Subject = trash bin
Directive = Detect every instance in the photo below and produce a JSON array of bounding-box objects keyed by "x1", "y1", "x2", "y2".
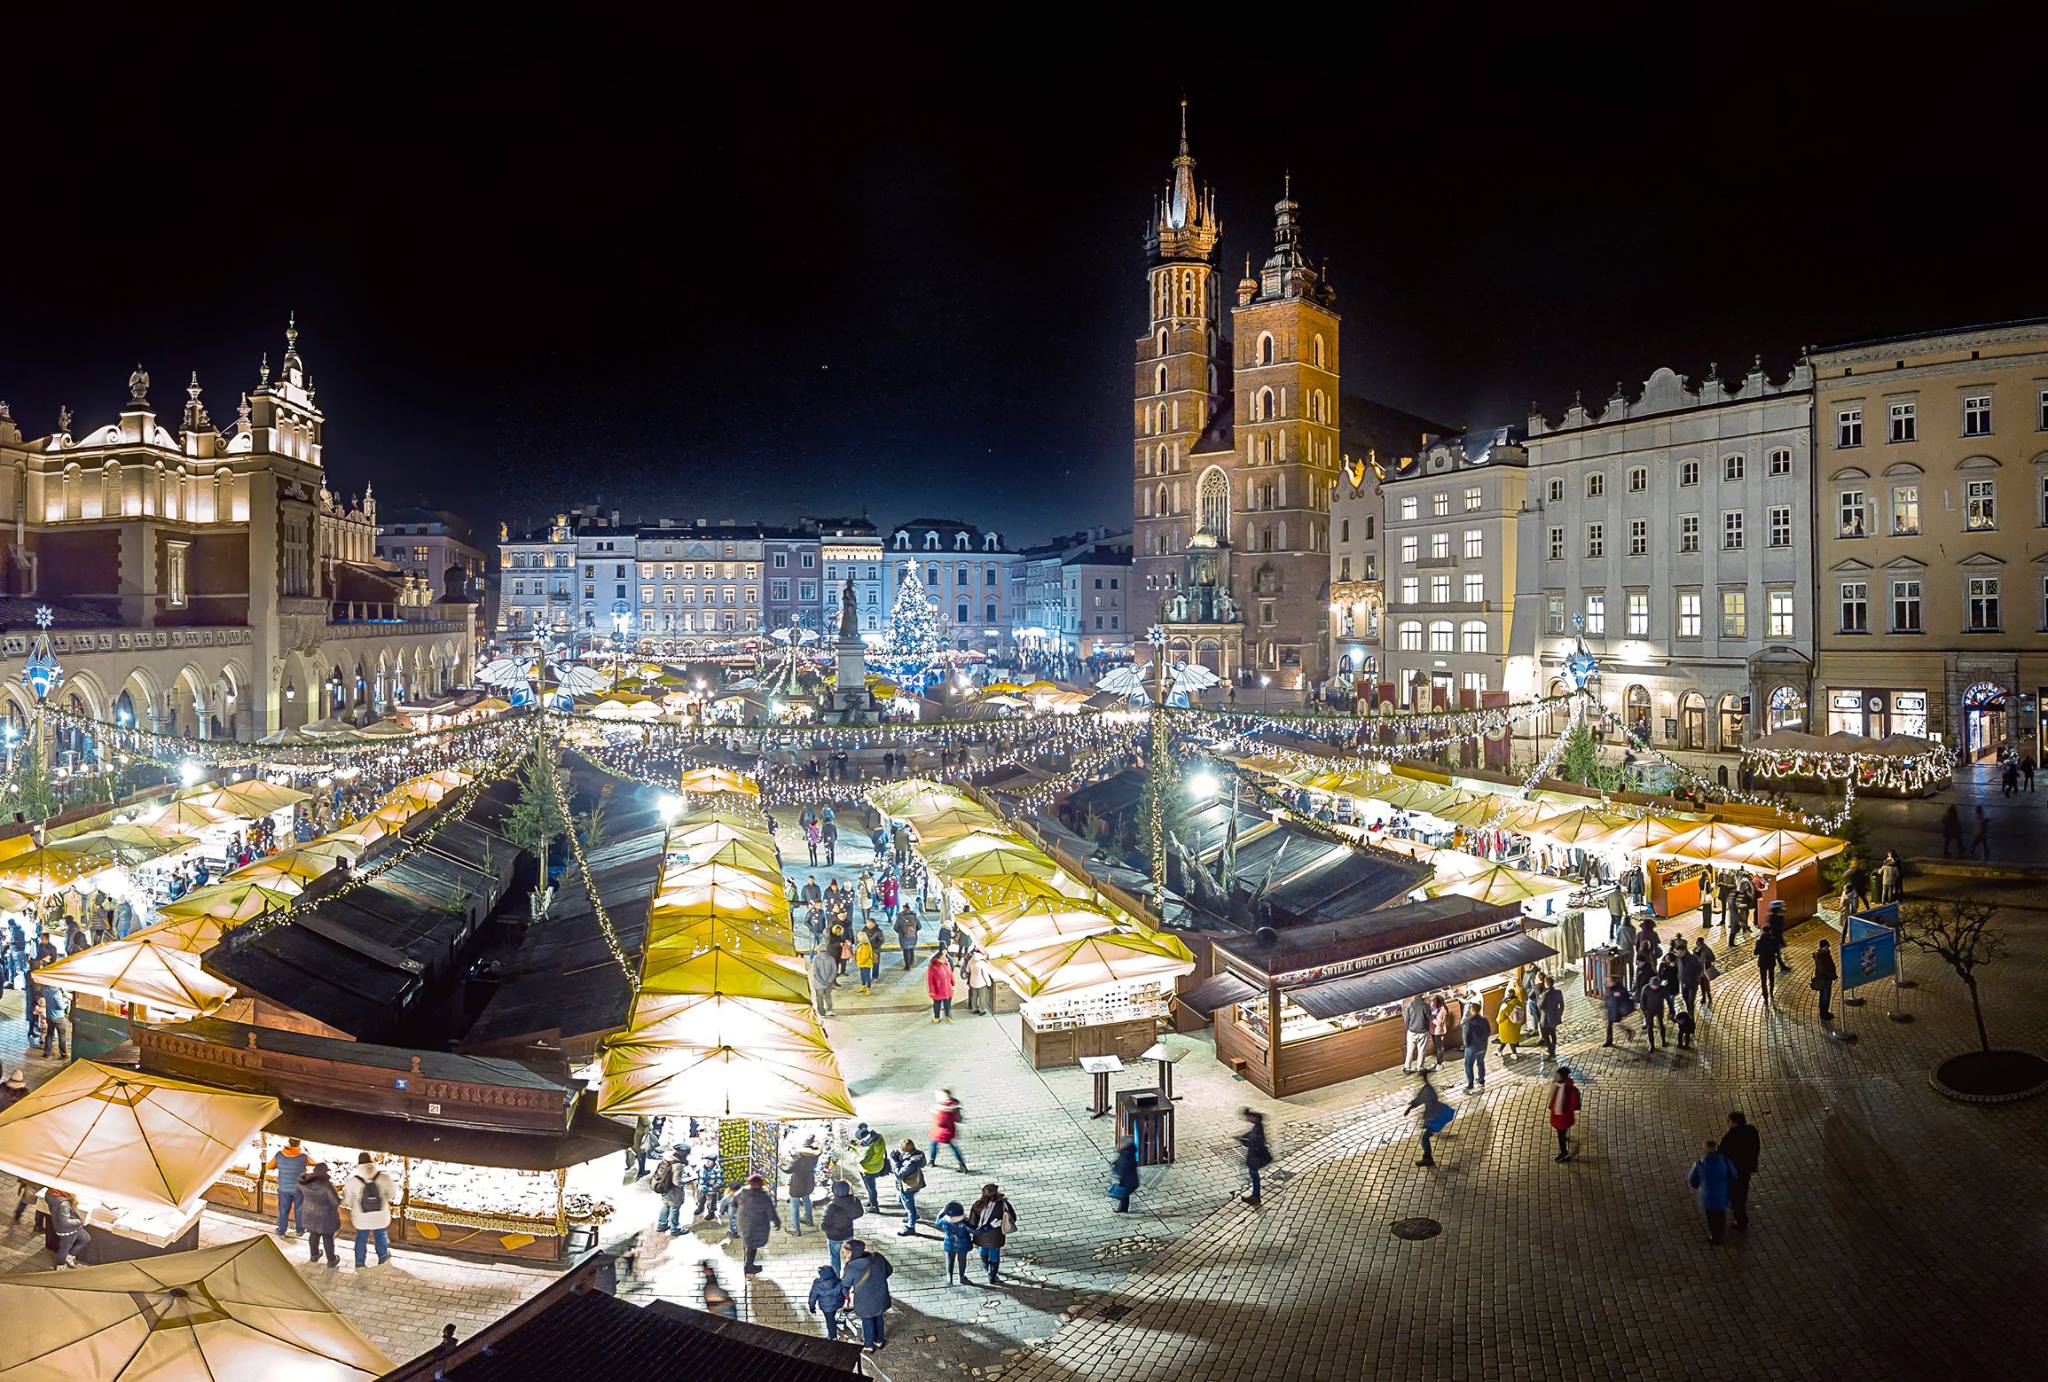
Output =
[{"x1": 1115, "y1": 1088, "x2": 1175, "y2": 1166}]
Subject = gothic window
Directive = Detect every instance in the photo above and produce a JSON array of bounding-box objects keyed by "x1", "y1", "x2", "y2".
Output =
[
  {"x1": 1180, "y1": 271, "x2": 1196, "y2": 316},
  {"x1": 1311, "y1": 334, "x2": 1326, "y2": 369},
  {"x1": 1157, "y1": 329, "x2": 1168, "y2": 356},
  {"x1": 1257, "y1": 387, "x2": 1275, "y2": 421},
  {"x1": 1156, "y1": 483, "x2": 1169, "y2": 517},
  {"x1": 1258, "y1": 333, "x2": 1275, "y2": 366},
  {"x1": 1154, "y1": 403, "x2": 1166, "y2": 433},
  {"x1": 1156, "y1": 444, "x2": 1168, "y2": 473},
  {"x1": 1157, "y1": 366, "x2": 1168, "y2": 394}
]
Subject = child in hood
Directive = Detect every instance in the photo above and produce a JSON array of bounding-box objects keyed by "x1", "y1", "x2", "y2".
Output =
[
  {"x1": 937, "y1": 1200, "x2": 973, "y2": 1284},
  {"x1": 807, "y1": 1263, "x2": 845, "y2": 1338}
]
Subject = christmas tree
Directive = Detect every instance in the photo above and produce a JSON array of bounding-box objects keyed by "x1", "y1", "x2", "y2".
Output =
[{"x1": 885, "y1": 562, "x2": 945, "y2": 660}]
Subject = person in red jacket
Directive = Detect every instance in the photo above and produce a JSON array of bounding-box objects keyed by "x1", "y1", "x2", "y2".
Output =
[
  {"x1": 1549, "y1": 1066, "x2": 1581, "y2": 1163},
  {"x1": 927, "y1": 1089, "x2": 967, "y2": 1171},
  {"x1": 926, "y1": 954, "x2": 957, "y2": 1023}
]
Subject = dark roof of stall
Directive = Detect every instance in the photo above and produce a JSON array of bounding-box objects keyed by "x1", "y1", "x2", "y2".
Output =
[{"x1": 1214, "y1": 895, "x2": 1523, "y2": 977}]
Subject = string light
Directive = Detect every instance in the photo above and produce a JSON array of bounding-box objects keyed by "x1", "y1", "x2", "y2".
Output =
[{"x1": 534, "y1": 715, "x2": 641, "y2": 994}]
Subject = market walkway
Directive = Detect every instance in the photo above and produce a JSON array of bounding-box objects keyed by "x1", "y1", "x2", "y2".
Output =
[{"x1": 2, "y1": 837, "x2": 2045, "y2": 1375}]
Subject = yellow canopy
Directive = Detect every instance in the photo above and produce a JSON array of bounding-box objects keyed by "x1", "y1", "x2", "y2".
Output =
[
  {"x1": 228, "y1": 847, "x2": 344, "y2": 887},
  {"x1": 954, "y1": 871, "x2": 1094, "y2": 909},
  {"x1": 0, "y1": 1062, "x2": 281, "y2": 1218},
  {"x1": 1525, "y1": 805, "x2": 1633, "y2": 846},
  {"x1": 962, "y1": 896, "x2": 1125, "y2": 957},
  {"x1": 871, "y1": 779, "x2": 982, "y2": 819},
  {"x1": 687, "y1": 838, "x2": 785, "y2": 875},
  {"x1": 1365, "y1": 778, "x2": 1458, "y2": 812},
  {"x1": 657, "y1": 861, "x2": 784, "y2": 900},
  {"x1": 991, "y1": 929, "x2": 1196, "y2": 1000},
  {"x1": 923, "y1": 829, "x2": 1043, "y2": 870},
  {"x1": 934, "y1": 847, "x2": 1062, "y2": 883},
  {"x1": 325, "y1": 815, "x2": 390, "y2": 849},
  {"x1": 126, "y1": 913, "x2": 231, "y2": 955},
  {"x1": 648, "y1": 912, "x2": 795, "y2": 956},
  {"x1": 1423, "y1": 861, "x2": 1577, "y2": 908},
  {"x1": 1645, "y1": 820, "x2": 1768, "y2": 865},
  {"x1": 0, "y1": 846, "x2": 119, "y2": 888},
  {"x1": 640, "y1": 942, "x2": 811, "y2": 1002},
  {"x1": 598, "y1": 1033, "x2": 855, "y2": 1120},
  {"x1": 143, "y1": 799, "x2": 238, "y2": 832},
  {"x1": 158, "y1": 880, "x2": 299, "y2": 923},
  {"x1": 87, "y1": 823, "x2": 201, "y2": 854},
  {"x1": 669, "y1": 820, "x2": 776, "y2": 855},
  {"x1": 673, "y1": 805, "x2": 773, "y2": 835},
  {"x1": 651, "y1": 891, "x2": 789, "y2": 930},
  {"x1": 1710, "y1": 827, "x2": 1849, "y2": 876},
  {"x1": 1426, "y1": 794, "x2": 1512, "y2": 828},
  {"x1": 0, "y1": 1234, "x2": 391, "y2": 1380},
  {"x1": 905, "y1": 807, "x2": 1002, "y2": 844},
  {"x1": 614, "y1": 990, "x2": 824, "y2": 1047},
  {"x1": 203, "y1": 779, "x2": 312, "y2": 817},
  {"x1": 1583, "y1": 815, "x2": 1700, "y2": 854},
  {"x1": 676, "y1": 767, "x2": 759, "y2": 796},
  {"x1": 31, "y1": 939, "x2": 236, "y2": 1017},
  {"x1": 0, "y1": 883, "x2": 39, "y2": 914}
]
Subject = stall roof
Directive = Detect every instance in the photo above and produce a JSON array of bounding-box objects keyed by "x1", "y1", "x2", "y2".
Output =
[
  {"x1": 1177, "y1": 969, "x2": 1260, "y2": 1017},
  {"x1": 269, "y1": 1093, "x2": 629, "y2": 1171},
  {"x1": 1217, "y1": 896, "x2": 1523, "y2": 976},
  {"x1": 1286, "y1": 931, "x2": 1559, "y2": 1020},
  {"x1": 156, "y1": 1018, "x2": 574, "y2": 1093}
]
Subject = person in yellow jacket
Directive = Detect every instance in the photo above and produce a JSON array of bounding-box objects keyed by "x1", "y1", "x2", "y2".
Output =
[
  {"x1": 855, "y1": 936, "x2": 879, "y2": 993},
  {"x1": 1494, "y1": 986, "x2": 1526, "y2": 1061}
]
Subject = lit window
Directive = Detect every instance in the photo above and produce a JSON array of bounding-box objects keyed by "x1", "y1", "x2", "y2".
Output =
[
  {"x1": 1966, "y1": 479, "x2": 1996, "y2": 530},
  {"x1": 1583, "y1": 594, "x2": 1605, "y2": 635},
  {"x1": 1545, "y1": 594, "x2": 1565, "y2": 633},
  {"x1": 1768, "y1": 589, "x2": 1794, "y2": 638},
  {"x1": 1463, "y1": 573, "x2": 1484, "y2": 602},
  {"x1": 1677, "y1": 591, "x2": 1701, "y2": 638},
  {"x1": 1891, "y1": 485, "x2": 1920, "y2": 535},
  {"x1": 1721, "y1": 590, "x2": 1747, "y2": 638},
  {"x1": 1430, "y1": 575, "x2": 1450, "y2": 603},
  {"x1": 1397, "y1": 620, "x2": 1422, "y2": 651},
  {"x1": 1399, "y1": 576, "x2": 1419, "y2": 604},
  {"x1": 1400, "y1": 495, "x2": 1418, "y2": 520},
  {"x1": 1460, "y1": 620, "x2": 1487, "y2": 653},
  {"x1": 1464, "y1": 529, "x2": 1484, "y2": 559},
  {"x1": 1400, "y1": 536, "x2": 1418, "y2": 564},
  {"x1": 1431, "y1": 492, "x2": 1450, "y2": 517},
  {"x1": 1626, "y1": 591, "x2": 1648, "y2": 635},
  {"x1": 1428, "y1": 620, "x2": 1455, "y2": 652},
  {"x1": 1464, "y1": 486, "x2": 1483, "y2": 511},
  {"x1": 1430, "y1": 532, "x2": 1450, "y2": 560}
]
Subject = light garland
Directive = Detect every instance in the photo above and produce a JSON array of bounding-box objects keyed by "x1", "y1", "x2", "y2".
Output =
[
  {"x1": 534, "y1": 716, "x2": 641, "y2": 995},
  {"x1": 1588, "y1": 704, "x2": 1856, "y2": 834},
  {"x1": 1745, "y1": 745, "x2": 1949, "y2": 795}
]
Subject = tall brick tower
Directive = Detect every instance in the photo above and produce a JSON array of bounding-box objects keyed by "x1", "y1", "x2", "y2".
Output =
[
  {"x1": 1228, "y1": 181, "x2": 1340, "y2": 689},
  {"x1": 1132, "y1": 101, "x2": 1221, "y2": 638}
]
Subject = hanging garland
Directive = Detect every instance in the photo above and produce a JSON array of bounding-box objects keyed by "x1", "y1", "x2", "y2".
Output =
[{"x1": 535, "y1": 717, "x2": 642, "y2": 995}]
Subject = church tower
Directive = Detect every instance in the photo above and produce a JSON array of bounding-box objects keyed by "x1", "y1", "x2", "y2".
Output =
[
  {"x1": 1132, "y1": 101, "x2": 1221, "y2": 636},
  {"x1": 1228, "y1": 182, "x2": 1341, "y2": 689}
]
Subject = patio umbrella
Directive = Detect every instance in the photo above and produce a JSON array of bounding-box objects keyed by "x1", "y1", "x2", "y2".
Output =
[
  {"x1": 935, "y1": 847, "x2": 1062, "y2": 884},
  {"x1": 0, "y1": 845, "x2": 117, "y2": 889},
  {"x1": 1646, "y1": 820, "x2": 1767, "y2": 865},
  {"x1": 1526, "y1": 805, "x2": 1632, "y2": 846},
  {"x1": 963, "y1": 896, "x2": 1124, "y2": 957},
  {"x1": 903, "y1": 807, "x2": 1001, "y2": 845},
  {"x1": 924, "y1": 829, "x2": 1043, "y2": 871},
  {"x1": 204, "y1": 779, "x2": 313, "y2": 816},
  {"x1": 598, "y1": 1032, "x2": 855, "y2": 1120},
  {"x1": 1711, "y1": 827, "x2": 1848, "y2": 876},
  {"x1": 639, "y1": 942, "x2": 811, "y2": 1002},
  {"x1": 1584, "y1": 815, "x2": 1699, "y2": 854},
  {"x1": 31, "y1": 938, "x2": 237, "y2": 1018},
  {"x1": 1425, "y1": 794, "x2": 1511, "y2": 829},
  {"x1": 158, "y1": 881, "x2": 299, "y2": 924},
  {"x1": 989, "y1": 929, "x2": 1196, "y2": 1001},
  {"x1": 1369, "y1": 778, "x2": 1462, "y2": 813},
  {"x1": 0, "y1": 1234, "x2": 391, "y2": 1380},
  {"x1": 144, "y1": 799, "x2": 237, "y2": 832},
  {"x1": 1423, "y1": 861, "x2": 1577, "y2": 908},
  {"x1": 126, "y1": 913, "x2": 231, "y2": 954},
  {"x1": 676, "y1": 767, "x2": 758, "y2": 796},
  {"x1": 0, "y1": 1062, "x2": 280, "y2": 1218},
  {"x1": 870, "y1": 780, "x2": 982, "y2": 819},
  {"x1": 954, "y1": 871, "x2": 1094, "y2": 909},
  {"x1": 685, "y1": 838, "x2": 783, "y2": 875},
  {"x1": 85, "y1": 823, "x2": 199, "y2": 855}
]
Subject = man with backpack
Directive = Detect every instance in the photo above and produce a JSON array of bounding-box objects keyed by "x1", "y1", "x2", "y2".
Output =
[
  {"x1": 854, "y1": 1124, "x2": 890, "y2": 1213},
  {"x1": 652, "y1": 1145, "x2": 690, "y2": 1234},
  {"x1": 343, "y1": 1153, "x2": 397, "y2": 1268}
]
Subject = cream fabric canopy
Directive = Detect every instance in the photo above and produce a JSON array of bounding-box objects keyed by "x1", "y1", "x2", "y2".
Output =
[
  {"x1": 0, "y1": 1062, "x2": 280, "y2": 1218},
  {"x1": 0, "y1": 1234, "x2": 392, "y2": 1381}
]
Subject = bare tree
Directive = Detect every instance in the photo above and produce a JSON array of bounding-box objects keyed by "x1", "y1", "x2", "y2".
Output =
[{"x1": 1900, "y1": 897, "x2": 2004, "y2": 1055}]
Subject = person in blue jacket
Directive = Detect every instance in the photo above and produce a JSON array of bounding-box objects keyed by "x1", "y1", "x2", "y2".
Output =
[
  {"x1": 1108, "y1": 1137, "x2": 1139, "y2": 1213},
  {"x1": 806, "y1": 1263, "x2": 844, "y2": 1339},
  {"x1": 1688, "y1": 1138, "x2": 1737, "y2": 1245},
  {"x1": 936, "y1": 1200, "x2": 973, "y2": 1284}
]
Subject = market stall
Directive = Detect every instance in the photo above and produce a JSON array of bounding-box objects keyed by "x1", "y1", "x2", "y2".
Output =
[{"x1": 993, "y1": 930, "x2": 1196, "y2": 1068}]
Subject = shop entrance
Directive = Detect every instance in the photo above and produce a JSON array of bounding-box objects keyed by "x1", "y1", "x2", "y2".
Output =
[
  {"x1": 1679, "y1": 692, "x2": 1707, "y2": 750},
  {"x1": 1624, "y1": 685, "x2": 1651, "y2": 742},
  {"x1": 1963, "y1": 681, "x2": 2009, "y2": 760}
]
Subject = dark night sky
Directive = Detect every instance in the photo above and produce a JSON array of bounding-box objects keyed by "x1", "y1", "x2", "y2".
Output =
[{"x1": 2, "y1": 10, "x2": 2034, "y2": 548}]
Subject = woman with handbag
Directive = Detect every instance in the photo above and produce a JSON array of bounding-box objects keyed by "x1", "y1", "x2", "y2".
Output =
[{"x1": 965, "y1": 1182, "x2": 1016, "y2": 1286}]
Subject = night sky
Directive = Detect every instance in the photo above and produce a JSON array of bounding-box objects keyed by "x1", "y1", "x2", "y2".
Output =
[{"x1": 3, "y1": 11, "x2": 2032, "y2": 548}]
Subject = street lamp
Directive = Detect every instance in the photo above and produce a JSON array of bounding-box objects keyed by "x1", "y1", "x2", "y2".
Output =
[
  {"x1": 1187, "y1": 769, "x2": 1220, "y2": 800},
  {"x1": 178, "y1": 758, "x2": 203, "y2": 789}
]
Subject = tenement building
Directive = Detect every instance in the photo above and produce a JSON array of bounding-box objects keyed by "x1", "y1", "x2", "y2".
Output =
[
  {"x1": 1509, "y1": 361, "x2": 1815, "y2": 764},
  {"x1": 1129, "y1": 104, "x2": 1438, "y2": 696},
  {"x1": 0, "y1": 321, "x2": 474, "y2": 745},
  {"x1": 1811, "y1": 319, "x2": 2048, "y2": 760},
  {"x1": 883, "y1": 519, "x2": 1018, "y2": 654}
]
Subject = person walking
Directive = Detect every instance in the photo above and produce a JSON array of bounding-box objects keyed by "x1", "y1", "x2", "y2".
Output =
[
  {"x1": 928, "y1": 1090, "x2": 968, "y2": 1171},
  {"x1": 809, "y1": 940, "x2": 839, "y2": 1017},
  {"x1": 1406, "y1": 1071, "x2": 1452, "y2": 1168},
  {"x1": 45, "y1": 1187, "x2": 90, "y2": 1268},
  {"x1": 1755, "y1": 923, "x2": 1782, "y2": 1004},
  {"x1": 1107, "y1": 1137, "x2": 1140, "y2": 1213},
  {"x1": 1694, "y1": 938, "x2": 1717, "y2": 1011},
  {"x1": 1236, "y1": 1108, "x2": 1271, "y2": 1206},
  {"x1": 39, "y1": 985, "x2": 68, "y2": 1060},
  {"x1": 854, "y1": 934, "x2": 878, "y2": 994},
  {"x1": 2025, "y1": 755, "x2": 2038, "y2": 793},
  {"x1": 783, "y1": 1137, "x2": 819, "y2": 1234},
  {"x1": 1606, "y1": 883, "x2": 1628, "y2": 945},
  {"x1": 652, "y1": 1144, "x2": 690, "y2": 1234},
  {"x1": 854, "y1": 1124, "x2": 889, "y2": 1212},
  {"x1": 732, "y1": 1173, "x2": 776, "y2": 1273},
  {"x1": 1549, "y1": 1067, "x2": 1581, "y2": 1162},
  {"x1": 894, "y1": 907, "x2": 921, "y2": 972},
  {"x1": 889, "y1": 1141, "x2": 927, "y2": 1235},
  {"x1": 1971, "y1": 805, "x2": 1990, "y2": 860},
  {"x1": 343, "y1": 1153, "x2": 396, "y2": 1268},
  {"x1": 805, "y1": 817, "x2": 821, "y2": 866},
  {"x1": 1812, "y1": 939, "x2": 1838, "y2": 1024},
  {"x1": 1878, "y1": 850, "x2": 1902, "y2": 905},
  {"x1": 298, "y1": 1163, "x2": 341, "y2": 1267},
  {"x1": 840, "y1": 1239, "x2": 894, "y2": 1353},
  {"x1": 926, "y1": 953, "x2": 957, "y2": 1023},
  {"x1": 269, "y1": 1137, "x2": 310, "y2": 1238},
  {"x1": 937, "y1": 1200, "x2": 974, "y2": 1284},
  {"x1": 1636, "y1": 971, "x2": 1667, "y2": 1050},
  {"x1": 1939, "y1": 804, "x2": 1963, "y2": 858},
  {"x1": 1401, "y1": 993, "x2": 1432, "y2": 1073},
  {"x1": 822, "y1": 816, "x2": 839, "y2": 865},
  {"x1": 1688, "y1": 1138, "x2": 1737, "y2": 1245},
  {"x1": 1720, "y1": 1112, "x2": 1761, "y2": 1231},
  {"x1": 807, "y1": 1263, "x2": 845, "y2": 1338},
  {"x1": 820, "y1": 1178, "x2": 866, "y2": 1274},
  {"x1": 1537, "y1": 979, "x2": 1565, "y2": 1064},
  {"x1": 948, "y1": 1182, "x2": 1008, "y2": 1288},
  {"x1": 1461, "y1": 1002, "x2": 1491, "y2": 1092},
  {"x1": 694, "y1": 1152, "x2": 722, "y2": 1222},
  {"x1": 964, "y1": 948, "x2": 994, "y2": 1015},
  {"x1": 1495, "y1": 985, "x2": 1526, "y2": 1061},
  {"x1": 1602, "y1": 975, "x2": 1635, "y2": 1046}
]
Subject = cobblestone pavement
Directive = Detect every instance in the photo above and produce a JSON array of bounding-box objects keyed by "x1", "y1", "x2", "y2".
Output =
[{"x1": 1, "y1": 814, "x2": 2044, "y2": 1377}]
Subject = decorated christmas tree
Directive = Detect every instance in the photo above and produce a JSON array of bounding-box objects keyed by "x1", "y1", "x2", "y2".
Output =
[{"x1": 885, "y1": 562, "x2": 945, "y2": 660}]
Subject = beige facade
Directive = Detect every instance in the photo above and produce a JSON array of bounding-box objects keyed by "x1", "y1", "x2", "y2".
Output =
[{"x1": 1812, "y1": 319, "x2": 2048, "y2": 761}]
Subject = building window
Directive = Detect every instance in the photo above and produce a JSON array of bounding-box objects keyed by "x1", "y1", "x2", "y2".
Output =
[
  {"x1": 1723, "y1": 454, "x2": 1745, "y2": 482},
  {"x1": 1769, "y1": 448, "x2": 1793, "y2": 476},
  {"x1": 1429, "y1": 575, "x2": 1451, "y2": 603},
  {"x1": 166, "y1": 541, "x2": 189, "y2": 607},
  {"x1": 1396, "y1": 620, "x2": 1422, "y2": 651},
  {"x1": 1679, "y1": 459, "x2": 1700, "y2": 487},
  {"x1": 1429, "y1": 532, "x2": 1451, "y2": 560},
  {"x1": 1963, "y1": 393, "x2": 1992, "y2": 436},
  {"x1": 1546, "y1": 594, "x2": 1565, "y2": 633},
  {"x1": 1399, "y1": 495, "x2": 1418, "y2": 520},
  {"x1": 1677, "y1": 590, "x2": 1701, "y2": 638},
  {"x1": 1626, "y1": 590, "x2": 1648, "y2": 636},
  {"x1": 1721, "y1": 590, "x2": 1747, "y2": 638},
  {"x1": 1547, "y1": 526, "x2": 1564, "y2": 561},
  {"x1": 1586, "y1": 523, "x2": 1604, "y2": 558},
  {"x1": 1837, "y1": 408, "x2": 1863, "y2": 448},
  {"x1": 1837, "y1": 490, "x2": 1867, "y2": 537},
  {"x1": 1464, "y1": 486, "x2": 1483, "y2": 511},
  {"x1": 1463, "y1": 573, "x2": 1484, "y2": 602},
  {"x1": 1461, "y1": 620, "x2": 1488, "y2": 653},
  {"x1": 1431, "y1": 492, "x2": 1450, "y2": 517},
  {"x1": 1892, "y1": 485, "x2": 1920, "y2": 535},
  {"x1": 1583, "y1": 594, "x2": 1605, "y2": 635},
  {"x1": 1627, "y1": 466, "x2": 1647, "y2": 493},
  {"x1": 1767, "y1": 588, "x2": 1794, "y2": 638},
  {"x1": 1722, "y1": 512, "x2": 1744, "y2": 549},
  {"x1": 1586, "y1": 473, "x2": 1606, "y2": 499},
  {"x1": 1769, "y1": 506, "x2": 1792, "y2": 548},
  {"x1": 1463, "y1": 529, "x2": 1483, "y2": 559},
  {"x1": 1628, "y1": 518, "x2": 1647, "y2": 557},
  {"x1": 1546, "y1": 478, "x2": 1564, "y2": 503},
  {"x1": 1428, "y1": 620, "x2": 1455, "y2": 652},
  {"x1": 1884, "y1": 577, "x2": 1916, "y2": 630},
  {"x1": 1400, "y1": 576, "x2": 1419, "y2": 604},
  {"x1": 1966, "y1": 479, "x2": 1996, "y2": 530},
  {"x1": 1967, "y1": 575, "x2": 2000, "y2": 631},
  {"x1": 1839, "y1": 581, "x2": 1868, "y2": 633},
  {"x1": 1889, "y1": 400, "x2": 1916, "y2": 443},
  {"x1": 1679, "y1": 513, "x2": 1699, "y2": 552},
  {"x1": 1400, "y1": 536, "x2": 1418, "y2": 564}
]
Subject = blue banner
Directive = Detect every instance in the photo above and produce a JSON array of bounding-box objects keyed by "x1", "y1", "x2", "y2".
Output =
[
  {"x1": 1847, "y1": 904, "x2": 1899, "y2": 942},
  {"x1": 1841, "y1": 928, "x2": 1897, "y2": 990}
]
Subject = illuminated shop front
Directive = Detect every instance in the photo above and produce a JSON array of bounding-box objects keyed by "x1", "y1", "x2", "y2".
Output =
[{"x1": 1824, "y1": 687, "x2": 1930, "y2": 741}]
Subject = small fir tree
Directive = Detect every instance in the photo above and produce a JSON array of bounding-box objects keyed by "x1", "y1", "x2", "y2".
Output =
[{"x1": 505, "y1": 746, "x2": 569, "y2": 868}]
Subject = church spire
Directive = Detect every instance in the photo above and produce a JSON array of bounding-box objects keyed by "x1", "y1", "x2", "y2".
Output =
[{"x1": 1148, "y1": 100, "x2": 1219, "y2": 266}]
